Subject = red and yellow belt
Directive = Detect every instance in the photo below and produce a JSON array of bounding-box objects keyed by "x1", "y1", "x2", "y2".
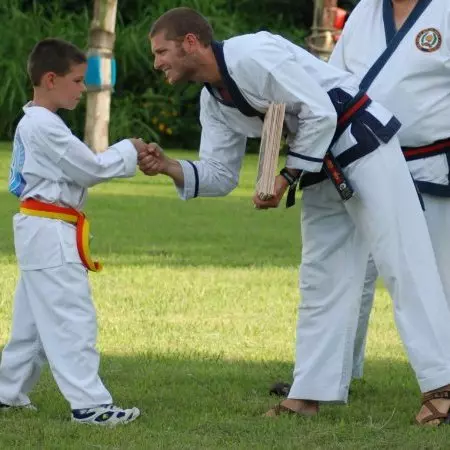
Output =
[{"x1": 19, "y1": 198, "x2": 102, "y2": 272}]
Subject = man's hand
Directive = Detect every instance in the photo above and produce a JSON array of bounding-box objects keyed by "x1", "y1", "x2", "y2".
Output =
[
  {"x1": 253, "y1": 175, "x2": 289, "y2": 209},
  {"x1": 137, "y1": 143, "x2": 168, "y2": 176}
]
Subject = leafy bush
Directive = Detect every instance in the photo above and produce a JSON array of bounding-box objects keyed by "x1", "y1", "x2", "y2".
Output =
[
  {"x1": 0, "y1": 0, "x2": 88, "y2": 138},
  {"x1": 1, "y1": 0, "x2": 313, "y2": 148}
]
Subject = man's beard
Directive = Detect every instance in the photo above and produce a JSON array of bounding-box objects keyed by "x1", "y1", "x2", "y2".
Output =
[
  {"x1": 172, "y1": 47, "x2": 197, "y2": 83},
  {"x1": 175, "y1": 66, "x2": 197, "y2": 83}
]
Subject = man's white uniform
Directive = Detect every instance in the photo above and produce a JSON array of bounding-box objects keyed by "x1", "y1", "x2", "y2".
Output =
[
  {"x1": 329, "y1": 0, "x2": 450, "y2": 379},
  {"x1": 173, "y1": 30, "x2": 450, "y2": 401},
  {"x1": 0, "y1": 103, "x2": 137, "y2": 409}
]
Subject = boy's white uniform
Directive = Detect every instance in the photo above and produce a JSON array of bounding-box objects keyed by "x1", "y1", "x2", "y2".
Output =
[
  {"x1": 0, "y1": 103, "x2": 137, "y2": 409},
  {"x1": 173, "y1": 31, "x2": 450, "y2": 401},
  {"x1": 329, "y1": 0, "x2": 450, "y2": 379}
]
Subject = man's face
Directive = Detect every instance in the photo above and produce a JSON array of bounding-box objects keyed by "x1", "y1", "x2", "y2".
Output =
[
  {"x1": 44, "y1": 62, "x2": 87, "y2": 110},
  {"x1": 151, "y1": 32, "x2": 195, "y2": 84}
]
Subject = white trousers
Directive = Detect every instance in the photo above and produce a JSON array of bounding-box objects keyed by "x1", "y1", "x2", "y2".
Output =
[
  {"x1": 353, "y1": 193, "x2": 450, "y2": 379},
  {"x1": 0, "y1": 263, "x2": 112, "y2": 409},
  {"x1": 289, "y1": 138, "x2": 450, "y2": 402}
]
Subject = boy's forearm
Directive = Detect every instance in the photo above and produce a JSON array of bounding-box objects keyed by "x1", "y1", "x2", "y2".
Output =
[{"x1": 59, "y1": 138, "x2": 137, "y2": 188}]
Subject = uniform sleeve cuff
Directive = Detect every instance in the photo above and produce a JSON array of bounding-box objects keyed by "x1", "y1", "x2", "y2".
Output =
[
  {"x1": 286, "y1": 150, "x2": 324, "y2": 172},
  {"x1": 112, "y1": 139, "x2": 138, "y2": 176},
  {"x1": 175, "y1": 160, "x2": 199, "y2": 200}
]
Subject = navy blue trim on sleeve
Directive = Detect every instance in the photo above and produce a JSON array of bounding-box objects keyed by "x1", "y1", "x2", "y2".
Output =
[
  {"x1": 186, "y1": 160, "x2": 199, "y2": 198},
  {"x1": 287, "y1": 151, "x2": 323, "y2": 163}
]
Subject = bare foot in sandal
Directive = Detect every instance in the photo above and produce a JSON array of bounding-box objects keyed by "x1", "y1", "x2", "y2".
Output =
[
  {"x1": 416, "y1": 384, "x2": 450, "y2": 426},
  {"x1": 264, "y1": 399, "x2": 319, "y2": 417}
]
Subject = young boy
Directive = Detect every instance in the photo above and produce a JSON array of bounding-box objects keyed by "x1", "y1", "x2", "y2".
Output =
[{"x1": 0, "y1": 38, "x2": 142, "y2": 426}]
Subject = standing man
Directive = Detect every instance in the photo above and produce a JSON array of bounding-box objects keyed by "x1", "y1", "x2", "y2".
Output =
[
  {"x1": 139, "y1": 7, "x2": 450, "y2": 425},
  {"x1": 328, "y1": 0, "x2": 450, "y2": 407}
]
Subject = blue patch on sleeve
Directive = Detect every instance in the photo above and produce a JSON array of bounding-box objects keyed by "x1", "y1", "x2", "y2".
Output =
[{"x1": 8, "y1": 132, "x2": 26, "y2": 197}]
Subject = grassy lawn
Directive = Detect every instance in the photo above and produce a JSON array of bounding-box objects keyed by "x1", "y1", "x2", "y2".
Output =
[{"x1": 0, "y1": 142, "x2": 447, "y2": 449}]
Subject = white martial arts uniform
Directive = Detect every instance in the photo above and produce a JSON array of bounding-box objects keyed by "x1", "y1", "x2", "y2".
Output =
[
  {"x1": 329, "y1": 0, "x2": 450, "y2": 379},
  {"x1": 0, "y1": 103, "x2": 137, "y2": 409},
  {"x1": 173, "y1": 31, "x2": 450, "y2": 401}
]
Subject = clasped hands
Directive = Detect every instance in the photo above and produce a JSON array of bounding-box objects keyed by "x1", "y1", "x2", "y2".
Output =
[
  {"x1": 129, "y1": 138, "x2": 167, "y2": 176},
  {"x1": 129, "y1": 138, "x2": 291, "y2": 209}
]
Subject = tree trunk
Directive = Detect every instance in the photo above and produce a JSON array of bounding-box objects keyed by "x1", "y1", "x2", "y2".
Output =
[
  {"x1": 84, "y1": 0, "x2": 118, "y2": 152},
  {"x1": 306, "y1": 0, "x2": 339, "y2": 61}
]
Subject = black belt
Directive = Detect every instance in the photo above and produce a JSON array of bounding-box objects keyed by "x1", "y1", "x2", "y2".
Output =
[
  {"x1": 319, "y1": 92, "x2": 372, "y2": 202},
  {"x1": 402, "y1": 138, "x2": 450, "y2": 161},
  {"x1": 301, "y1": 137, "x2": 450, "y2": 192},
  {"x1": 403, "y1": 138, "x2": 450, "y2": 198},
  {"x1": 299, "y1": 88, "x2": 400, "y2": 191}
]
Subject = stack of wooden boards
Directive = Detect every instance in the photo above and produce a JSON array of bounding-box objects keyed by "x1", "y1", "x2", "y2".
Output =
[{"x1": 255, "y1": 103, "x2": 286, "y2": 201}]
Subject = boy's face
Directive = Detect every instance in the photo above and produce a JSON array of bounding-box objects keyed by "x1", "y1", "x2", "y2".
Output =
[{"x1": 42, "y1": 62, "x2": 87, "y2": 110}]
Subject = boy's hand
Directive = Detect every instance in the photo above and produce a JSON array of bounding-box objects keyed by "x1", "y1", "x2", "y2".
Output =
[
  {"x1": 138, "y1": 143, "x2": 168, "y2": 176},
  {"x1": 129, "y1": 138, "x2": 148, "y2": 154}
]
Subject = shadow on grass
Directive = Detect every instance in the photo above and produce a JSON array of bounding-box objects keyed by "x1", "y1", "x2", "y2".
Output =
[
  {"x1": 0, "y1": 351, "x2": 447, "y2": 450},
  {"x1": 0, "y1": 191, "x2": 302, "y2": 269}
]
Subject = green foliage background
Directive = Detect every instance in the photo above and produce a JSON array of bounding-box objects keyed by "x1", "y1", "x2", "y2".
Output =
[{"x1": 0, "y1": 0, "x2": 356, "y2": 148}]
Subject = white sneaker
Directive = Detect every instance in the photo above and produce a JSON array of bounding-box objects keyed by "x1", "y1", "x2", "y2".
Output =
[
  {"x1": 0, "y1": 402, "x2": 37, "y2": 411},
  {"x1": 71, "y1": 404, "x2": 140, "y2": 426}
]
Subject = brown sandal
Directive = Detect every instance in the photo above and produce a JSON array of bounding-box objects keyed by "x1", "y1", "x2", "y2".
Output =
[
  {"x1": 265, "y1": 403, "x2": 298, "y2": 417},
  {"x1": 417, "y1": 384, "x2": 450, "y2": 426},
  {"x1": 264, "y1": 401, "x2": 318, "y2": 417}
]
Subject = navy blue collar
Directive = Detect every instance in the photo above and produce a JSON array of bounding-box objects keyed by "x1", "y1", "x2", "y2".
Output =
[
  {"x1": 360, "y1": 0, "x2": 433, "y2": 92},
  {"x1": 204, "y1": 41, "x2": 265, "y2": 119},
  {"x1": 382, "y1": 0, "x2": 433, "y2": 45},
  {"x1": 382, "y1": 0, "x2": 397, "y2": 44}
]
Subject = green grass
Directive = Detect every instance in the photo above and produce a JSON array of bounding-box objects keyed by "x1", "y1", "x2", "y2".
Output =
[{"x1": 0, "y1": 142, "x2": 447, "y2": 449}]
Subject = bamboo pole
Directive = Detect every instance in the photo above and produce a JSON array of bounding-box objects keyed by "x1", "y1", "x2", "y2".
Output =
[
  {"x1": 306, "y1": 0, "x2": 339, "y2": 61},
  {"x1": 84, "y1": 0, "x2": 118, "y2": 152}
]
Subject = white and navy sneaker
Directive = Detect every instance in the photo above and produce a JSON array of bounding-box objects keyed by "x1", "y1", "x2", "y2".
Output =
[
  {"x1": 71, "y1": 404, "x2": 140, "y2": 426},
  {"x1": 0, "y1": 401, "x2": 37, "y2": 411}
]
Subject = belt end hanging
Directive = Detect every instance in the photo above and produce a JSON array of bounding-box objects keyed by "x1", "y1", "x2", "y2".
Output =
[{"x1": 280, "y1": 168, "x2": 301, "y2": 208}]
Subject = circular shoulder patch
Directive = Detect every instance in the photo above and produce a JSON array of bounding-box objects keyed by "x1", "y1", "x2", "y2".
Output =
[{"x1": 415, "y1": 28, "x2": 442, "y2": 52}]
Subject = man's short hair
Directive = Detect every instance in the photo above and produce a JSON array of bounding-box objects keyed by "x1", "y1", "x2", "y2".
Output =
[
  {"x1": 150, "y1": 7, "x2": 213, "y2": 47},
  {"x1": 27, "y1": 38, "x2": 87, "y2": 86}
]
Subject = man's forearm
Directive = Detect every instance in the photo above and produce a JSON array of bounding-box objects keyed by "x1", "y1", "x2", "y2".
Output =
[{"x1": 162, "y1": 158, "x2": 185, "y2": 188}]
